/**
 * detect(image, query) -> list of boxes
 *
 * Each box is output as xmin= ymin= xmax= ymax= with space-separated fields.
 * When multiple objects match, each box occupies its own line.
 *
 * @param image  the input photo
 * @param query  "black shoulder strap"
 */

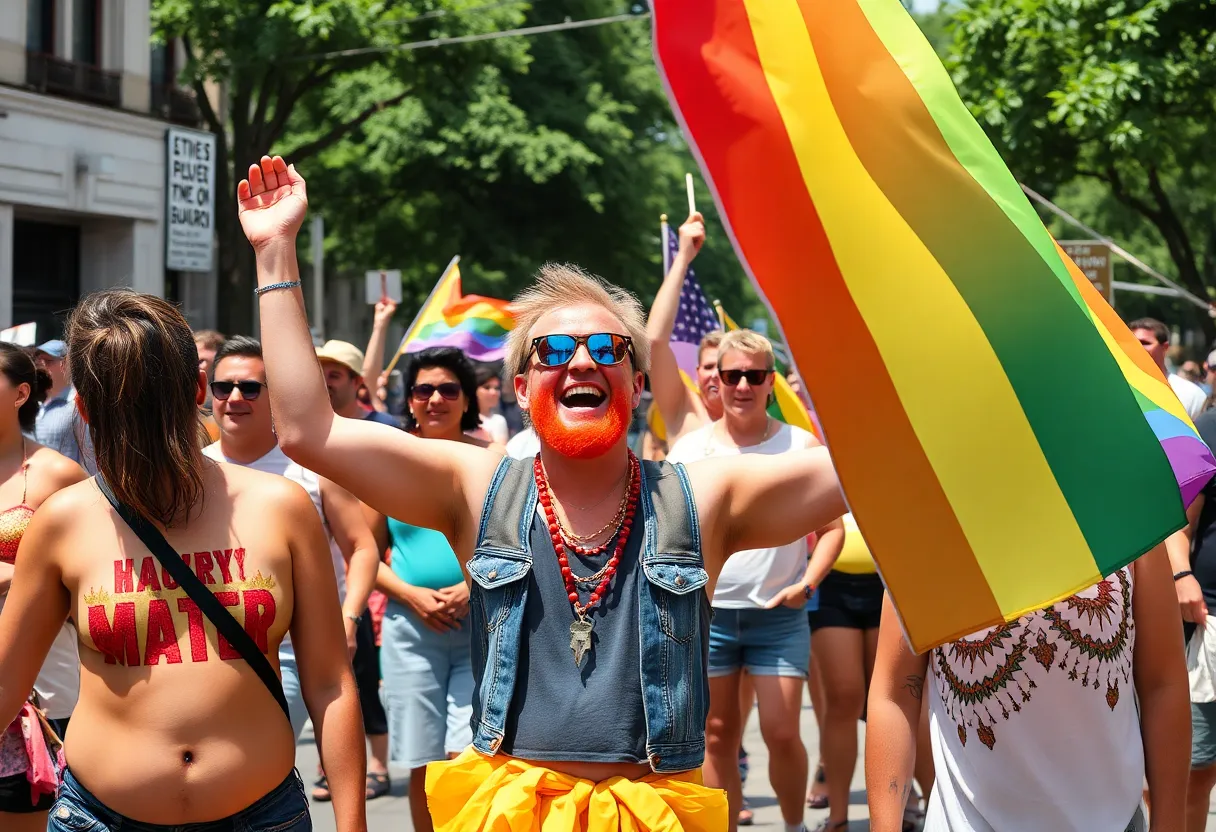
xmin=95 ymin=476 xmax=291 ymax=723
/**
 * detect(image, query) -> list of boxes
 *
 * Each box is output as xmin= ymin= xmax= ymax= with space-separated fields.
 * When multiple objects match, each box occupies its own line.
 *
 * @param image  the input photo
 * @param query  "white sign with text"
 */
xmin=166 ymin=127 xmax=216 ymax=272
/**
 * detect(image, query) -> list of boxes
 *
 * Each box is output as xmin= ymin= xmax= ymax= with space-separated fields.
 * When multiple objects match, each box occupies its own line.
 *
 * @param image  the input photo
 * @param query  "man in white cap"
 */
xmin=316 ymin=340 xmax=401 ymax=428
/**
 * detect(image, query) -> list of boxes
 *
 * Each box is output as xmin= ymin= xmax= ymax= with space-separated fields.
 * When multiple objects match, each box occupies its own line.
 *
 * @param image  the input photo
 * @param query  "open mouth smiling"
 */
xmin=560 ymin=384 xmax=607 ymax=410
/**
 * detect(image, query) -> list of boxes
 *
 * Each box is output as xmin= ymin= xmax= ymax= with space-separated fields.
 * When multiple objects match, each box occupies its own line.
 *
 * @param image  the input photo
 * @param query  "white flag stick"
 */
xmin=685 ymin=173 xmax=696 ymax=216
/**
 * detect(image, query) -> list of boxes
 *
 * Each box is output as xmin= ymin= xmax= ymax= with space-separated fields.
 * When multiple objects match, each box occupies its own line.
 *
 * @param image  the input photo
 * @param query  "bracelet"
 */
xmin=254 ymin=280 xmax=301 ymax=296
xmin=1174 ymin=570 xmax=1195 ymax=582
xmin=344 ymin=613 xmax=362 ymax=623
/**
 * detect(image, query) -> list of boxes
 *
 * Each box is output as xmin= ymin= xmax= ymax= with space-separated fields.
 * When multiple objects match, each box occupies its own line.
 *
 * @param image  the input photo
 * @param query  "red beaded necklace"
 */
xmin=534 ymin=451 xmax=641 ymax=667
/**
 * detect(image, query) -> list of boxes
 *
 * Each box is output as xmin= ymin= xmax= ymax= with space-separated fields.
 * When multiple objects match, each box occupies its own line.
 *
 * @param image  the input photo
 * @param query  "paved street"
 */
xmin=298 ymin=694 xmax=1216 ymax=830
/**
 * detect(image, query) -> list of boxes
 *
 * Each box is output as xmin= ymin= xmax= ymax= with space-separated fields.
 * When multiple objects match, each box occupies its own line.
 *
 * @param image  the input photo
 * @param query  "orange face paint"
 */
xmin=529 ymin=374 xmax=631 ymax=459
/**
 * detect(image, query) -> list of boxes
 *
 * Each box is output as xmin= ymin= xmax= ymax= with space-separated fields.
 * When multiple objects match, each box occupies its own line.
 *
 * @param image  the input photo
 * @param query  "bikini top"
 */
xmin=0 ymin=443 xmax=34 ymax=565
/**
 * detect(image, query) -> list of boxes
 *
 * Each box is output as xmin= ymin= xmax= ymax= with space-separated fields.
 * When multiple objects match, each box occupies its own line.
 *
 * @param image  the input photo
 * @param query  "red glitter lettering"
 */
xmin=242 ymin=590 xmax=276 ymax=654
xmin=136 ymin=557 xmax=162 ymax=592
xmin=177 ymin=597 xmax=209 ymax=662
xmin=214 ymin=549 xmax=234 ymax=584
xmin=143 ymin=599 xmax=182 ymax=665
xmin=88 ymin=602 xmax=140 ymax=666
xmin=233 ymin=548 xmax=247 ymax=581
xmin=214 ymin=591 xmax=241 ymax=660
xmin=194 ymin=551 xmax=215 ymax=585
xmin=113 ymin=559 xmax=134 ymax=594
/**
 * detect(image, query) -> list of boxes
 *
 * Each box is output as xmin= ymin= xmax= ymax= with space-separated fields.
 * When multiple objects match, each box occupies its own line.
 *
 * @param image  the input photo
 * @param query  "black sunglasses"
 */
xmin=528 ymin=333 xmax=634 ymax=368
xmin=718 ymin=368 xmax=773 ymax=387
xmin=210 ymin=380 xmax=266 ymax=401
xmin=411 ymin=382 xmax=463 ymax=402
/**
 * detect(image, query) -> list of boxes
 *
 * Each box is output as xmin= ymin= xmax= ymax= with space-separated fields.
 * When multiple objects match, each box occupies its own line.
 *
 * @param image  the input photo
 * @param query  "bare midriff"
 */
xmin=63 ymin=658 xmax=296 ymax=824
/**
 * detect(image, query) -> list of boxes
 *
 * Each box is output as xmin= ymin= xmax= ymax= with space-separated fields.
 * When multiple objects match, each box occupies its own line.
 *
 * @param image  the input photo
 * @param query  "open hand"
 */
xmin=237 ymin=155 xmax=308 ymax=251
xmin=678 ymin=211 xmax=706 ymax=260
xmin=764 ymin=583 xmax=810 ymax=610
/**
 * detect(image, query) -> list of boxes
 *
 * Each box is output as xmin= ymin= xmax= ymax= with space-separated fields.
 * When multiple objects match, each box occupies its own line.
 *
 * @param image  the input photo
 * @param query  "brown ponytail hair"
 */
xmin=67 ymin=289 xmax=205 ymax=525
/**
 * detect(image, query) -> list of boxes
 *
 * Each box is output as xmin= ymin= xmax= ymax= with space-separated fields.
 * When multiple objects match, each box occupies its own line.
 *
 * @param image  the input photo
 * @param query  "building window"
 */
xmin=26 ymin=0 xmax=54 ymax=54
xmin=72 ymin=0 xmax=100 ymax=66
xmin=13 ymin=220 xmax=81 ymax=342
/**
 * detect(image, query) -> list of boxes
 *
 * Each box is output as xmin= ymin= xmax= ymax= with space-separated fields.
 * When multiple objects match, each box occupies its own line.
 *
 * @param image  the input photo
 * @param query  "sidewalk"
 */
xmin=299 ymin=694 xmax=1215 ymax=830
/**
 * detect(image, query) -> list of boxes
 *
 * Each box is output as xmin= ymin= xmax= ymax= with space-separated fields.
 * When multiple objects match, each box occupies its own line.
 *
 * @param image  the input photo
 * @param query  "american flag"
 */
xmin=665 ymin=223 xmax=720 ymax=377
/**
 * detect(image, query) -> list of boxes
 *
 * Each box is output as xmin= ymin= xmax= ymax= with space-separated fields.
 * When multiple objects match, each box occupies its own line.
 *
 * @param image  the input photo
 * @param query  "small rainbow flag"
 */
xmin=653 ymin=0 xmax=1216 ymax=651
xmin=393 ymin=256 xmax=515 ymax=365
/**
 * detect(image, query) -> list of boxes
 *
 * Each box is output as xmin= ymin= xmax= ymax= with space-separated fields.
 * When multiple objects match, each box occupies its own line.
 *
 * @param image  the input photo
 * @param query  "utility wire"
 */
xmin=1020 ymin=182 xmax=1213 ymax=314
xmin=287 ymin=11 xmax=649 ymax=63
xmin=375 ymin=0 xmax=536 ymax=28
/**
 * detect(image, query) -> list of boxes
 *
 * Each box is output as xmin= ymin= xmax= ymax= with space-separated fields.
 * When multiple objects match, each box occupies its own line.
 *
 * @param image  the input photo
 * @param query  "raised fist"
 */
xmin=678 ymin=211 xmax=706 ymax=260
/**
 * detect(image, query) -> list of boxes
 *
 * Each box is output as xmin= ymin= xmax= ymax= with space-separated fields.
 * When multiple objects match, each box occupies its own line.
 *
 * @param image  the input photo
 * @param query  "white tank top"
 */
xmin=202 ymin=443 xmax=346 ymax=660
xmin=925 ymin=566 xmax=1143 ymax=832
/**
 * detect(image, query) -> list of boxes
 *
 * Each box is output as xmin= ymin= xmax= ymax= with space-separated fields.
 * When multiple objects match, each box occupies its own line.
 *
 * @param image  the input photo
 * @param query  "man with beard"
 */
xmin=645 ymin=211 xmax=723 ymax=446
xmin=237 ymin=156 xmax=846 ymax=830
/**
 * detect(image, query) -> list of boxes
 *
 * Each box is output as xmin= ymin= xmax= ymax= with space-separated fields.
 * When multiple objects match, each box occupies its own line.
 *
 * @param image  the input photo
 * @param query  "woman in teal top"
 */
xmin=365 ymin=347 xmax=501 ymax=832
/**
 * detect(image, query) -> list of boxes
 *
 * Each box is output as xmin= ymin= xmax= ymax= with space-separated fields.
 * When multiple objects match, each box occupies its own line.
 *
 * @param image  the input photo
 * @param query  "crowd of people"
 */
xmin=0 ymin=153 xmax=1209 ymax=832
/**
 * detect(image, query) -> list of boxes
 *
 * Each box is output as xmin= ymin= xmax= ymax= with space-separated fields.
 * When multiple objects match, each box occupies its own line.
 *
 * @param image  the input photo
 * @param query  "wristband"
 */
xmin=255 ymin=280 xmax=302 ymax=296
xmin=1174 ymin=570 xmax=1195 ymax=582
xmin=344 ymin=613 xmax=362 ymax=623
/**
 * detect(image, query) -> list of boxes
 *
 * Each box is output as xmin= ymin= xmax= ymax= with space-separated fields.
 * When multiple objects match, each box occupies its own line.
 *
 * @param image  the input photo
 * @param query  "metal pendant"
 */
xmin=570 ymin=617 xmax=594 ymax=667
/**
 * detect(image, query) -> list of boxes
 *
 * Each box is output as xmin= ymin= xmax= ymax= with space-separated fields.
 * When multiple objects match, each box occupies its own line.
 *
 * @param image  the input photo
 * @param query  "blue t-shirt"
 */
xmin=363 ymin=410 xmax=401 ymax=428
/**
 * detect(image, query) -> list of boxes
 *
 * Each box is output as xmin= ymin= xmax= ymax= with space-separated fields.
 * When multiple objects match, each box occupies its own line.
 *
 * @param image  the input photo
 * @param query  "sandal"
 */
xmin=807 ymin=763 xmax=829 ymax=810
xmin=311 ymin=774 xmax=332 ymax=802
xmin=738 ymin=796 xmax=754 ymax=827
xmin=366 ymin=771 xmax=391 ymax=800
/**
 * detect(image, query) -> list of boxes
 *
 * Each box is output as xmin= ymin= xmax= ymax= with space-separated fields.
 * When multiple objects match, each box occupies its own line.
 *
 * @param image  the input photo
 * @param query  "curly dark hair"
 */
xmin=403 ymin=347 xmax=481 ymax=433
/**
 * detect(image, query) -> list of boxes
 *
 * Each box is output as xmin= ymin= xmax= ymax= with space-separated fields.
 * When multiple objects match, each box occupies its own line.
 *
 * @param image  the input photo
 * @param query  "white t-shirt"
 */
xmin=1169 ymin=373 xmax=1207 ymax=420
xmin=0 ymin=594 xmax=78 ymax=719
xmin=667 ymin=421 xmax=813 ymax=608
xmin=203 ymin=443 xmax=346 ymax=660
xmin=925 ymin=566 xmax=1142 ymax=832
xmin=506 ymin=428 xmax=540 ymax=460
xmin=481 ymin=413 xmax=509 ymax=445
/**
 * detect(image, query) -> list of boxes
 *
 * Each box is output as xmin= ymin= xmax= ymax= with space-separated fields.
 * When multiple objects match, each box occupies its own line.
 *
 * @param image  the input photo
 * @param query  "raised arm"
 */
xmin=362 ymin=298 xmax=397 ymax=413
xmin=684 ymin=446 xmax=846 ymax=580
xmin=238 ymin=156 xmax=500 ymax=542
xmin=1165 ymin=495 xmax=1205 ymax=622
xmin=865 ymin=592 xmax=930 ymax=832
xmin=646 ymin=213 xmax=707 ymax=442
xmin=0 ymin=492 xmax=73 ymax=727
xmin=281 ymin=482 xmax=366 ymax=832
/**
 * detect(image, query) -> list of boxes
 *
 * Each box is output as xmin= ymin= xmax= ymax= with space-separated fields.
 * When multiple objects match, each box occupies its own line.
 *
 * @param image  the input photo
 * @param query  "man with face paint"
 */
xmin=238 ymin=156 xmax=847 ymax=831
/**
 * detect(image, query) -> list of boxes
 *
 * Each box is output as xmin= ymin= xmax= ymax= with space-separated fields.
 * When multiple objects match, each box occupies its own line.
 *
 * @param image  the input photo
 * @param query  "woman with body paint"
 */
xmin=0 ymin=290 xmax=367 ymax=832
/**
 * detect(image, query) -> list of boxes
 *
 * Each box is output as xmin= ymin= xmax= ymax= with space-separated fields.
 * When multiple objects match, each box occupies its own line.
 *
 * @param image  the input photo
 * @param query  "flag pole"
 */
xmin=386 ymin=254 xmax=460 ymax=375
xmin=712 ymin=299 xmax=726 ymax=331
xmin=661 ymin=214 xmax=671 ymax=275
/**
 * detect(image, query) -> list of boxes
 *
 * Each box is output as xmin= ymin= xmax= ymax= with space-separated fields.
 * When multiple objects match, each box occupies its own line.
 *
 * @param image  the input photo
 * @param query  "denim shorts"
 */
xmin=708 ymin=605 xmax=810 ymax=678
xmin=381 ymin=601 xmax=475 ymax=769
xmin=49 ymin=767 xmax=310 ymax=832
xmin=1193 ymin=701 xmax=1216 ymax=769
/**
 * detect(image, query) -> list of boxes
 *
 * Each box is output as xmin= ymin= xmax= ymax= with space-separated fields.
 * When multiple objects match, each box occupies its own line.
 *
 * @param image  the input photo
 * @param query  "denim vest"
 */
xmin=466 ymin=457 xmax=711 ymax=773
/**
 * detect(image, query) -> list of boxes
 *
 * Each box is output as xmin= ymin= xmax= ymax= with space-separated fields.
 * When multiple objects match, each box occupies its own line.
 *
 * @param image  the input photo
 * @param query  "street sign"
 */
xmin=1059 ymin=241 xmax=1113 ymax=302
xmin=365 ymin=270 xmax=403 ymax=304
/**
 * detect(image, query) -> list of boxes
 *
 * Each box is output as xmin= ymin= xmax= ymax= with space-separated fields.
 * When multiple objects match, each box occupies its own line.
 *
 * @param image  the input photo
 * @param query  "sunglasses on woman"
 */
xmin=718 ymin=368 xmax=772 ymax=387
xmin=411 ymin=382 xmax=463 ymax=402
xmin=528 ymin=333 xmax=633 ymax=368
xmin=210 ymin=380 xmax=266 ymax=401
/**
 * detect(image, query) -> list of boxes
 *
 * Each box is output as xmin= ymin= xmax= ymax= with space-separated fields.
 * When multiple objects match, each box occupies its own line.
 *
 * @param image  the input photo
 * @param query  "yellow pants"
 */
xmin=425 ymin=748 xmax=729 ymax=831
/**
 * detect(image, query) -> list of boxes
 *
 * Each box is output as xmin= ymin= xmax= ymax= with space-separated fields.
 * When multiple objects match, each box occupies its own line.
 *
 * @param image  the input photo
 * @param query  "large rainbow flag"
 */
xmin=392 ymin=256 xmax=515 ymax=366
xmin=652 ymin=0 xmax=1216 ymax=651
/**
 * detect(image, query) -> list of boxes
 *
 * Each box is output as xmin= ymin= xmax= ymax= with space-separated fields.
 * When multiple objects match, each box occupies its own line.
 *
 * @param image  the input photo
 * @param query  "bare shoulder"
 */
xmin=29 ymin=477 xmax=105 ymax=531
xmin=25 ymin=443 xmax=88 ymax=489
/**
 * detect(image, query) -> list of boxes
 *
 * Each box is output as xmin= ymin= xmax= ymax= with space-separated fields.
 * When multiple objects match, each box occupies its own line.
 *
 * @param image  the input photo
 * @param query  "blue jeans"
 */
xmin=49 ymin=767 xmax=310 ymax=832
xmin=279 ymin=655 xmax=311 ymax=742
xmin=708 ymin=605 xmax=811 ymax=678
